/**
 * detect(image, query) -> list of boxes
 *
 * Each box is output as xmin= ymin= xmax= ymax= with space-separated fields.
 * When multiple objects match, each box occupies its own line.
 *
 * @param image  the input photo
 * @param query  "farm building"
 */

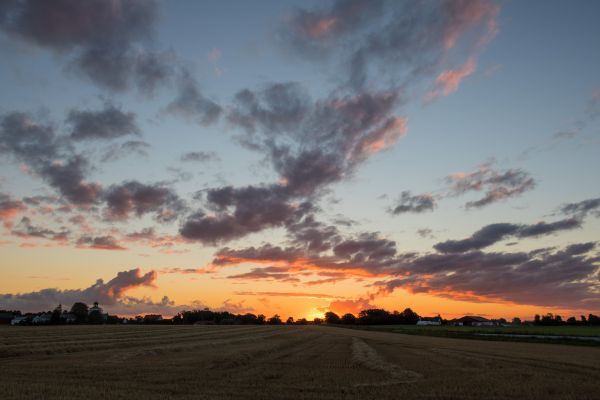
xmin=417 ymin=316 xmax=442 ymax=326
xmin=32 ymin=313 xmax=52 ymax=324
xmin=449 ymin=316 xmax=494 ymax=326
xmin=10 ymin=316 xmax=28 ymax=325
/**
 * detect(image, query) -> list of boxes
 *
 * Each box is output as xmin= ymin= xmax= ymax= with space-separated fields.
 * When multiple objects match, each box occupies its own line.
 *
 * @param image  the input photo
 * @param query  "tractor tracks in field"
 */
xmin=351 ymin=337 xmax=422 ymax=387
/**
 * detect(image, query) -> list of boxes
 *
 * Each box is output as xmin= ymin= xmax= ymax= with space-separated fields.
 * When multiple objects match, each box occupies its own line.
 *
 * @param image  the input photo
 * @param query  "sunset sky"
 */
xmin=1 ymin=0 xmax=599 ymax=321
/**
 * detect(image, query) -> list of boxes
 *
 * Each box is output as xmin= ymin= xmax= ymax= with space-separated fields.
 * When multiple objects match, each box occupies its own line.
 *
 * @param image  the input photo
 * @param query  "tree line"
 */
xmin=2 ymin=302 xmax=600 ymax=326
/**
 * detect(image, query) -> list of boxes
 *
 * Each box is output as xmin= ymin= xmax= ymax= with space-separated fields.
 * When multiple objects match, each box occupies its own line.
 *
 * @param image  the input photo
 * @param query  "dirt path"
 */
xmin=1 ymin=325 xmax=598 ymax=399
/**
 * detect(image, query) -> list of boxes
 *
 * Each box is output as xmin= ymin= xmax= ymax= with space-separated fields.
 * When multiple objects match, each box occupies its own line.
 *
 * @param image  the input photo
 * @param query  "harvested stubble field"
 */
xmin=1 ymin=325 xmax=599 ymax=399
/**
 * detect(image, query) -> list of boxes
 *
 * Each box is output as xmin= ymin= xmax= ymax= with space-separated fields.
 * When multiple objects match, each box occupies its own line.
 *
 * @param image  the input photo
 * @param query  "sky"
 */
xmin=0 ymin=0 xmax=599 ymax=321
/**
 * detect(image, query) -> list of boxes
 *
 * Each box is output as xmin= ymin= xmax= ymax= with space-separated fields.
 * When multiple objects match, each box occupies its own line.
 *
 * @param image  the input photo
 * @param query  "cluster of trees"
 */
xmin=533 ymin=313 xmax=600 ymax=326
xmin=324 ymin=308 xmax=421 ymax=325
xmin=172 ymin=310 xmax=314 ymax=325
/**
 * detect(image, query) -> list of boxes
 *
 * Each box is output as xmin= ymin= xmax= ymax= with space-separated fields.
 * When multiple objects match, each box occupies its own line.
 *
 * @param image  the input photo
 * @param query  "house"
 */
xmin=11 ymin=316 xmax=29 ymax=325
xmin=61 ymin=313 xmax=77 ymax=323
xmin=88 ymin=302 xmax=108 ymax=322
xmin=89 ymin=301 xmax=103 ymax=314
xmin=32 ymin=313 xmax=52 ymax=324
xmin=450 ymin=316 xmax=494 ymax=326
xmin=417 ymin=316 xmax=442 ymax=326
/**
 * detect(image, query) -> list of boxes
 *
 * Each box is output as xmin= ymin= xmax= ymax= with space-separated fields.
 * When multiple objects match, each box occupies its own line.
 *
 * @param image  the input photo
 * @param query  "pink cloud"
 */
xmin=442 ymin=0 xmax=499 ymax=50
xmin=427 ymin=57 xmax=476 ymax=101
xmin=207 ymin=48 xmax=221 ymax=62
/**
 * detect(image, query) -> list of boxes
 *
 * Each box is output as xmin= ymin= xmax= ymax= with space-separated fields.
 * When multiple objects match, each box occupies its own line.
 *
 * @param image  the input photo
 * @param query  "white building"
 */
xmin=417 ymin=316 xmax=442 ymax=326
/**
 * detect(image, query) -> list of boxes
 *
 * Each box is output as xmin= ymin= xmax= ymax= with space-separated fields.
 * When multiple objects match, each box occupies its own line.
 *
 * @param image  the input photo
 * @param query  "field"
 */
xmin=1 ymin=325 xmax=599 ymax=399
xmin=348 ymin=324 xmax=600 ymax=344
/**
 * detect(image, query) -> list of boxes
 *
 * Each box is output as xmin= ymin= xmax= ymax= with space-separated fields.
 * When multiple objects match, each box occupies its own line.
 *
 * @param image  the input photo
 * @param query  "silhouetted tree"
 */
xmin=341 ymin=313 xmax=356 ymax=324
xmin=399 ymin=308 xmax=420 ymax=324
xmin=286 ymin=317 xmax=294 ymax=325
xmin=70 ymin=302 xmax=88 ymax=323
xmin=268 ymin=314 xmax=282 ymax=325
xmin=358 ymin=309 xmax=391 ymax=325
xmin=50 ymin=304 xmax=63 ymax=324
xmin=512 ymin=317 xmax=522 ymax=325
xmin=589 ymin=314 xmax=600 ymax=325
xmin=566 ymin=316 xmax=577 ymax=325
xmin=534 ymin=314 xmax=541 ymax=325
xmin=313 ymin=318 xmax=323 ymax=325
xmin=257 ymin=314 xmax=266 ymax=324
xmin=324 ymin=311 xmax=341 ymax=324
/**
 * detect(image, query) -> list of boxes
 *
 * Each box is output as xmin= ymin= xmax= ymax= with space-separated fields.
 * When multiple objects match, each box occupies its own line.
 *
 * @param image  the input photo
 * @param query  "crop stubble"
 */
xmin=0 ymin=325 xmax=598 ymax=399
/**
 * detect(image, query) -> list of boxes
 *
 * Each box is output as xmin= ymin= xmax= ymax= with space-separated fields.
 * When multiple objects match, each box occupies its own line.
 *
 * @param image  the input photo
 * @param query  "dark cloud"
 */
xmin=564 ymin=242 xmax=596 ymax=256
xmin=180 ymin=184 xmax=312 ymax=244
xmin=0 ymin=0 xmax=174 ymax=92
xmin=389 ymin=191 xmax=436 ymax=215
xmin=76 ymin=235 xmax=125 ymax=250
xmin=377 ymin=246 xmax=600 ymax=309
xmin=561 ymin=197 xmax=600 ymax=219
xmin=100 ymin=140 xmax=150 ymax=162
xmin=0 ymin=268 xmax=156 ymax=312
xmin=282 ymin=0 xmax=498 ymax=89
xmin=166 ymin=72 xmax=222 ymax=126
xmin=214 ymin=244 xmax=305 ymax=266
xmin=67 ymin=103 xmax=139 ymax=141
xmin=212 ymin=210 xmax=599 ymax=310
xmin=180 ymin=151 xmax=219 ymax=163
xmin=333 ymin=233 xmax=396 ymax=263
xmin=434 ymin=218 xmax=581 ymax=253
xmin=12 ymin=216 xmax=69 ymax=241
xmin=417 ymin=228 xmax=434 ymax=239
xmin=228 ymin=83 xmax=406 ymax=198
xmin=104 ymin=181 xmax=185 ymax=223
xmin=227 ymin=266 xmax=300 ymax=283
xmin=281 ymin=0 xmax=384 ymax=58
xmin=446 ymin=163 xmax=536 ymax=209
xmin=0 ymin=112 xmax=102 ymax=205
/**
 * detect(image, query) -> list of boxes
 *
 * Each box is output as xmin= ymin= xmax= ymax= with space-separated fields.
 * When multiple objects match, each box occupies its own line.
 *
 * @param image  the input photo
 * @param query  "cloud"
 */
xmin=446 ymin=162 xmax=536 ymax=208
xmin=234 ymin=291 xmax=345 ymax=300
xmin=426 ymin=57 xmax=476 ymax=101
xmin=228 ymin=83 xmax=406 ymax=198
xmin=213 ymin=207 xmax=598 ymax=310
xmin=434 ymin=218 xmax=582 ymax=253
xmin=0 ymin=268 xmax=156 ymax=312
xmin=67 ymin=103 xmax=140 ymax=141
xmin=103 ymin=181 xmax=185 ymax=223
xmin=180 ymin=184 xmax=313 ymax=244
xmin=166 ymin=71 xmax=222 ymax=126
xmin=417 ymin=228 xmax=434 ymax=239
xmin=0 ymin=0 xmax=174 ymax=92
xmin=282 ymin=0 xmax=498 ymax=89
xmin=389 ymin=191 xmax=436 ymax=215
xmin=180 ymin=151 xmax=219 ymax=163
xmin=376 ymin=246 xmax=600 ymax=309
xmin=322 ymin=297 xmax=375 ymax=315
xmin=0 ymin=192 xmax=26 ymax=228
xmin=76 ymin=235 xmax=126 ymax=250
xmin=227 ymin=266 xmax=300 ymax=283
xmin=12 ymin=216 xmax=69 ymax=242
xmin=100 ymin=140 xmax=150 ymax=162
xmin=561 ymin=197 xmax=600 ymax=218
xmin=207 ymin=48 xmax=221 ymax=62
xmin=0 ymin=112 xmax=102 ymax=205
